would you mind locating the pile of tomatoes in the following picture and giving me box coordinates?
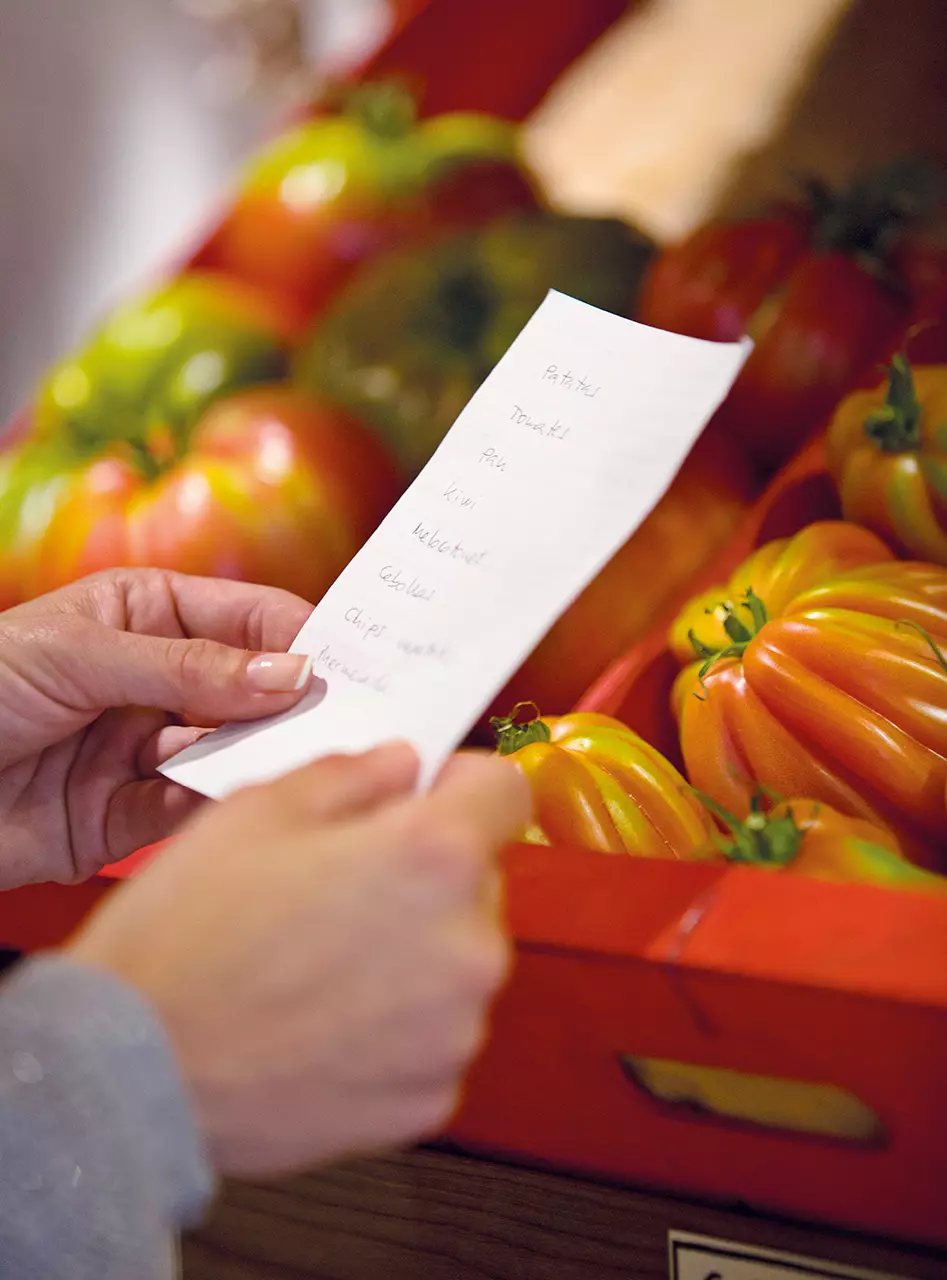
[492,154,947,887]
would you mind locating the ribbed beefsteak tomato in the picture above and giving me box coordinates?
[826,356,947,563]
[669,522,947,868]
[492,705,715,857]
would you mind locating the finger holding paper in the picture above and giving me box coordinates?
[0,569,320,887]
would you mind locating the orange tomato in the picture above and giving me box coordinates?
[826,356,947,562]
[695,794,946,892]
[493,705,715,857]
[669,522,947,868]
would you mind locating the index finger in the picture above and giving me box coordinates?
[117,570,314,653]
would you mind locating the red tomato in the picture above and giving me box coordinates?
[198,82,540,321]
[886,241,947,367]
[639,163,947,474]
[30,387,402,605]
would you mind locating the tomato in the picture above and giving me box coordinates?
[35,274,302,457]
[639,161,947,474]
[695,794,947,893]
[489,425,755,719]
[198,81,541,321]
[887,241,947,366]
[0,440,75,611]
[492,704,715,857]
[299,210,654,477]
[668,522,947,868]
[25,387,402,605]
[826,357,947,562]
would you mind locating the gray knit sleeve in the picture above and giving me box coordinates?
[0,953,215,1279]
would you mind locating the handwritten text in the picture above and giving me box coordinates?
[378,564,435,601]
[316,644,389,694]
[411,523,487,566]
[511,404,570,441]
[542,365,600,398]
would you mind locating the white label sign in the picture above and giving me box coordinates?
[161,291,750,799]
[669,1232,907,1280]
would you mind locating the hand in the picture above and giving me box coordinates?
[68,745,530,1176]
[0,568,317,888]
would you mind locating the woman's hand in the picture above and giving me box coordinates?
[69,745,530,1175]
[0,567,317,888]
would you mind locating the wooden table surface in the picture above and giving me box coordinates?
[183,1148,947,1280]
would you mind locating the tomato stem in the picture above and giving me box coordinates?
[490,701,551,756]
[340,80,418,140]
[803,156,946,261]
[126,438,164,484]
[694,790,804,866]
[895,619,947,674]
[688,588,769,687]
[864,354,923,452]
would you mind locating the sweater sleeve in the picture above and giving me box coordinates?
[0,953,216,1279]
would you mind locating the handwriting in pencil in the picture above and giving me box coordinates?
[411,523,487,566]
[542,365,600,398]
[511,404,570,440]
[378,564,436,601]
[344,606,387,642]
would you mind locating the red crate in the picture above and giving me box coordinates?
[3,0,947,1251]
[449,435,947,1249]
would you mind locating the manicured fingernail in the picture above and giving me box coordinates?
[246,653,312,693]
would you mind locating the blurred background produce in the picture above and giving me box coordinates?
[196,80,542,321]
[639,159,947,474]
[296,211,654,473]
[0,0,395,423]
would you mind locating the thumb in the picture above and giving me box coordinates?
[91,630,318,725]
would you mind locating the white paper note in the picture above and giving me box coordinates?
[161,291,750,799]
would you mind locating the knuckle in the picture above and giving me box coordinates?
[174,637,241,689]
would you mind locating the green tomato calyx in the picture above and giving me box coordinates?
[864,353,923,453]
[491,702,552,756]
[339,80,418,140]
[688,587,769,687]
[695,791,804,866]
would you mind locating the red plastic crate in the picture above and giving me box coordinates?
[3,0,947,1251]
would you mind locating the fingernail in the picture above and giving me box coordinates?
[246,652,312,693]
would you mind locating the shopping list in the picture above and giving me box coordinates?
[161,291,751,799]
